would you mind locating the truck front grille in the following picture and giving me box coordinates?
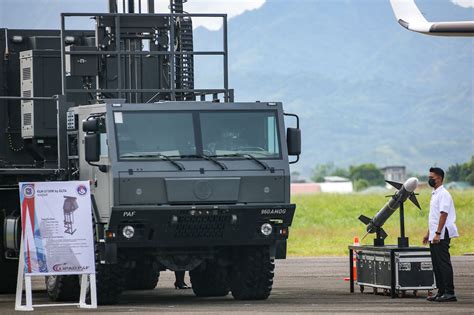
[174,214,230,239]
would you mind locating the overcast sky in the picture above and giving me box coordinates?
[0,0,471,30]
[153,0,266,30]
[103,0,267,30]
[451,0,474,8]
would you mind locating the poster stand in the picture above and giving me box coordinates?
[15,237,97,311]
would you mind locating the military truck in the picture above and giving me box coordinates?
[0,0,301,304]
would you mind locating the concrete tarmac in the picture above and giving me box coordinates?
[1,256,472,314]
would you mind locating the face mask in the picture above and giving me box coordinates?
[428,178,436,188]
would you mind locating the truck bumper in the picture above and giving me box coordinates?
[107,204,295,248]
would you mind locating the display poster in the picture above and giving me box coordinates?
[19,181,95,276]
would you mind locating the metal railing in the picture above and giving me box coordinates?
[60,12,233,103]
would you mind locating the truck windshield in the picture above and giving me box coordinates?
[116,112,196,158]
[115,111,280,159]
[200,111,280,158]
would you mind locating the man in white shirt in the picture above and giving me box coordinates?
[423,167,459,302]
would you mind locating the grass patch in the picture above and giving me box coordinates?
[287,189,474,256]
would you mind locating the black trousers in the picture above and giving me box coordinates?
[175,271,186,284]
[429,230,455,295]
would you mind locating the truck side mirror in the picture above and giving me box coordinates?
[85,133,100,162]
[83,118,99,132]
[287,127,301,156]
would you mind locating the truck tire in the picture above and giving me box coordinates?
[94,262,125,304]
[125,264,159,290]
[89,215,124,304]
[230,246,274,300]
[0,260,18,293]
[45,275,80,301]
[190,260,229,297]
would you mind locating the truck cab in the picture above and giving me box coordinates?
[69,100,300,302]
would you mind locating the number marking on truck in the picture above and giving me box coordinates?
[261,209,286,215]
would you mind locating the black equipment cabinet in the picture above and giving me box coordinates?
[349,245,435,298]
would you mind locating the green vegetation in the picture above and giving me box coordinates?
[310,160,474,191]
[287,189,474,257]
[349,163,385,187]
[446,156,474,185]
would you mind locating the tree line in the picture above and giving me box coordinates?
[445,156,474,185]
[311,162,384,191]
[309,156,474,191]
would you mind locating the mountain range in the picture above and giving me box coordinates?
[196,0,474,176]
[1,0,473,176]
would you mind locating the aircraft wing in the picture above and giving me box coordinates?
[390,0,474,37]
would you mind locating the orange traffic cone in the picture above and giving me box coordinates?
[353,236,360,281]
[344,236,360,281]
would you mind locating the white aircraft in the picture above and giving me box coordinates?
[389,0,474,36]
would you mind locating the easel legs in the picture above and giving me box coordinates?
[15,237,97,311]
[79,274,97,308]
[15,241,33,311]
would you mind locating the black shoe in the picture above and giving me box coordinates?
[426,293,442,302]
[437,294,457,302]
[174,282,191,289]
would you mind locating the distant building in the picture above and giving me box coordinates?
[291,176,353,195]
[319,176,353,193]
[381,166,406,188]
[323,176,350,182]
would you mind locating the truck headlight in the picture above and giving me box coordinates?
[261,223,273,236]
[122,225,135,239]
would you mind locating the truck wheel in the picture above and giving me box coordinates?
[190,260,229,297]
[94,262,125,304]
[230,246,274,300]
[125,264,159,290]
[45,275,80,301]
[89,216,125,304]
[0,260,18,293]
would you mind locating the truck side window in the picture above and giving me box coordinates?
[100,133,108,157]
[267,116,278,154]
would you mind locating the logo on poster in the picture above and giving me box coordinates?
[23,184,35,198]
[77,184,88,196]
[52,263,90,272]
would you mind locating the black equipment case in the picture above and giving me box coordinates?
[349,245,436,298]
